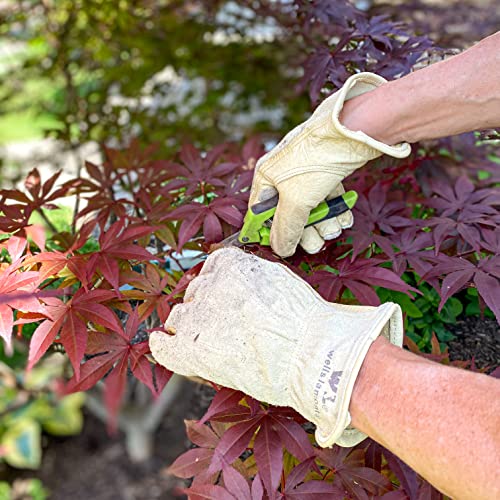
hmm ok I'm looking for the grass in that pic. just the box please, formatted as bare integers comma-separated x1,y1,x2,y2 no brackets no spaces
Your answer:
0,40,62,144
0,110,60,144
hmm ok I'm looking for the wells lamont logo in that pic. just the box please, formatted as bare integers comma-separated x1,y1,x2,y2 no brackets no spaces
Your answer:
312,350,343,419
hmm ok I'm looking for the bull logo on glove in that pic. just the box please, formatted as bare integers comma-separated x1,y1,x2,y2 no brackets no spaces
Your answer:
313,350,343,418
323,369,342,406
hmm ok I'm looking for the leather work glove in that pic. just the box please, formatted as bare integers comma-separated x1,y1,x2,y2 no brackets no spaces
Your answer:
149,248,403,448
250,72,411,257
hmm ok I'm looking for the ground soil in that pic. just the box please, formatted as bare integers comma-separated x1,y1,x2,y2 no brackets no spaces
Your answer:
3,316,498,500
447,316,500,370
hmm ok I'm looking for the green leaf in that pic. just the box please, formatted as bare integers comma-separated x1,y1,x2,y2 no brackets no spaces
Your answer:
28,206,73,234
441,297,463,323
323,265,339,275
406,331,421,345
417,329,432,350
0,482,11,499
464,290,494,318
378,290,422,318
25,478,49,500
1,419,41,469
465,301,479,316
4,399,52,426
42,393,85,436
24,358,65,390
412,318,428,329
435,328,455,343
477,169,491,181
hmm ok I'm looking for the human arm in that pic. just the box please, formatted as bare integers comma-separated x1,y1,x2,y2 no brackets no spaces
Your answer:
350,336,500,500
341,31,500,144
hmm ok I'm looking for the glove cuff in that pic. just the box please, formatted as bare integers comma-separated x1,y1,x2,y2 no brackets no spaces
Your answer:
287,301,403,448
332,72,412,159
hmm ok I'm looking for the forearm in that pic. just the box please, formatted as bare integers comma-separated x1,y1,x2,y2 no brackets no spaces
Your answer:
349,336,500,499
341,31,500,144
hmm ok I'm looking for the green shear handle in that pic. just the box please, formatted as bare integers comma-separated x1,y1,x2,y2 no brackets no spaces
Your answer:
239,190,358,246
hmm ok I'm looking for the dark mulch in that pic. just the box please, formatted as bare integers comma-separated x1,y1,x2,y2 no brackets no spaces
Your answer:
3,317,498,499
447,316,500,371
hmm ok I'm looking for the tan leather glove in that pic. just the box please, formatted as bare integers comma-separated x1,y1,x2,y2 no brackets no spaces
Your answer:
150,248,403,448
250,72,411,257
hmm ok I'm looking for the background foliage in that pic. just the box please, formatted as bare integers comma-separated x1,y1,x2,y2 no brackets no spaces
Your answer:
3,0,499,173
0,0,499,498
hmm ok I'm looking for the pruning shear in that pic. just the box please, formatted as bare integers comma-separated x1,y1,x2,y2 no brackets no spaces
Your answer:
222,190,358,248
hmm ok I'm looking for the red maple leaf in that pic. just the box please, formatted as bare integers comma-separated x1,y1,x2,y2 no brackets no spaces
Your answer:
317,445,392,498
167,197,244,249
306,246,418,306
280,457,345,498
0,169,76,233
163,143,239,196
28,289,122,378
172,389,316,498
24,220,97,283
62,309,171,427
83,221,155,290
424,176,499,252
345,183,413,259
0,257,46,354
376,227,435,278
424,254,500,322
120,263,177,322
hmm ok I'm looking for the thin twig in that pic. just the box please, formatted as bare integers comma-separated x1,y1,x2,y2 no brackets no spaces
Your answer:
37,208,58,234
167,250,186,272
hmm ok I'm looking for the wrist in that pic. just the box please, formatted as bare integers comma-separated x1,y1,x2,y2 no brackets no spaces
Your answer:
349,335,424,434
348,336,391,434
331,72,411,158
340,82,409,145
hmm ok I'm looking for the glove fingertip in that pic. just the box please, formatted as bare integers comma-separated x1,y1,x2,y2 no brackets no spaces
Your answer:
149,329,177,367
300,227,325,254
337,209,354,229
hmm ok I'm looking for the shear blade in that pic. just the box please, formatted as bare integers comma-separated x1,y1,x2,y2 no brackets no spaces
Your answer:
221,232,245,247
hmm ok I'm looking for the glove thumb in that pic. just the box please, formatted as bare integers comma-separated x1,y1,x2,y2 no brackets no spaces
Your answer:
248,168,278,208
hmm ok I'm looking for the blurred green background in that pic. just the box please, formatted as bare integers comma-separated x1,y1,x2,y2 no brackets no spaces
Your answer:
2,0,497,186
0,0,313,188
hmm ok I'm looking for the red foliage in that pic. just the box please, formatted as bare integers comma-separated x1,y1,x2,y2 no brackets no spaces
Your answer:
174,390,443,499
61,309,171,428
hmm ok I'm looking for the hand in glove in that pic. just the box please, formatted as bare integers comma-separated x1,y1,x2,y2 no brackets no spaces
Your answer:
149,248,403,447
250,72,411,257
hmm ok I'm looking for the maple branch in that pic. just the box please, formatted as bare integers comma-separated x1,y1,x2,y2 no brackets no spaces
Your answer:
36,208,58,234
39,277,61,290
125,170,135,195
142,374,184,431
167,251,186,273
454,249,477,259
84,375,184,462
71,146,84,234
